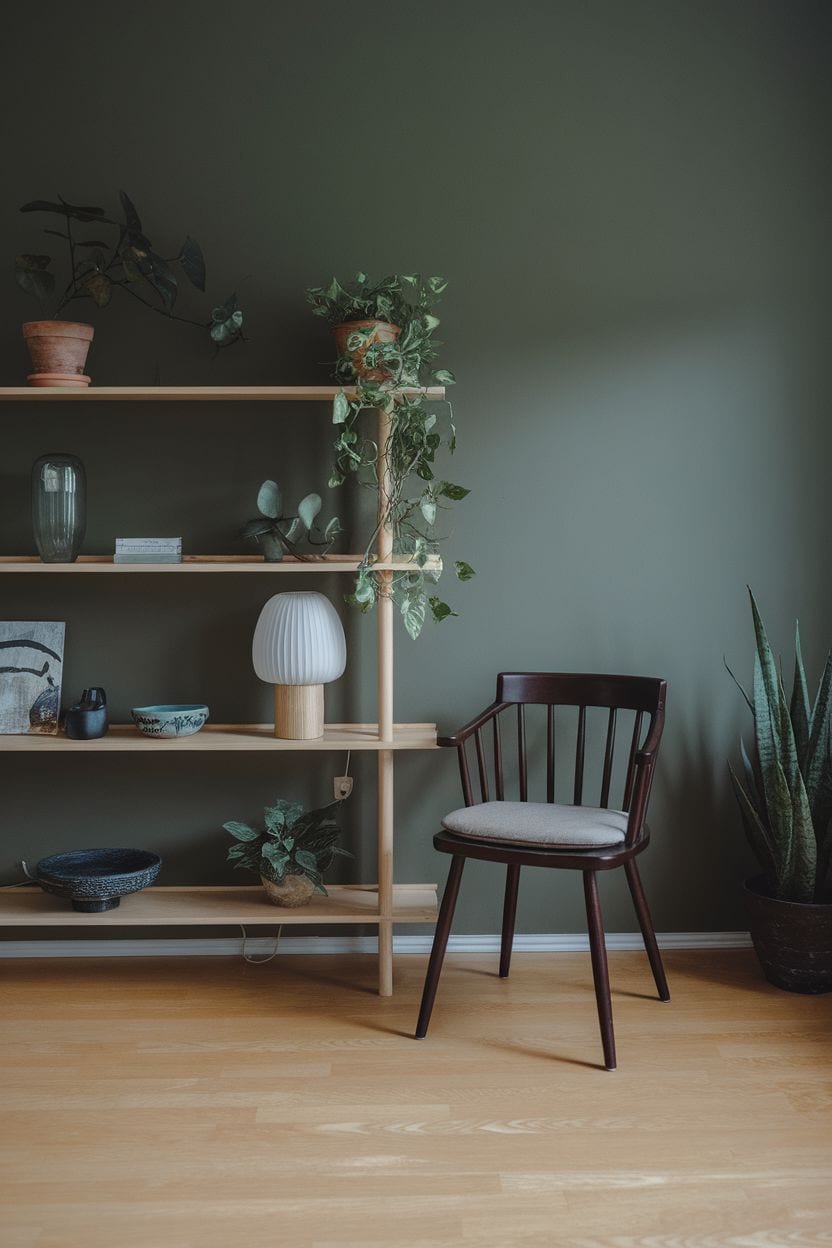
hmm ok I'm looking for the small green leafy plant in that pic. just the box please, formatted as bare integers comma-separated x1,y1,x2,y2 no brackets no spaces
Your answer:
241,480,342,560
15,191,244,349
224,799,351,895
306,272,474,638
727,589,832,904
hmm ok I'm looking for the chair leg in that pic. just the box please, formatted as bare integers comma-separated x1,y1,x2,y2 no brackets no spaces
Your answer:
415,855,465,1039
583,870,616,1071
499,864,521,978
624,859,670,1002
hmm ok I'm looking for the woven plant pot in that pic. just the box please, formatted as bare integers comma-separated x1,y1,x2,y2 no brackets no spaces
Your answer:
745,875,832,994
261,873,315,908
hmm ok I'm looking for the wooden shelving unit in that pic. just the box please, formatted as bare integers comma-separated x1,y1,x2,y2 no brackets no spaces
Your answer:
0,555,442,575
1,723,439,752
0,885,438,927
0,385,444,403
0,384,445,994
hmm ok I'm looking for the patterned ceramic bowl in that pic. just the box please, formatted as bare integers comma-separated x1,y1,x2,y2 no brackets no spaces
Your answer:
35,848,162,912
131,704,209,738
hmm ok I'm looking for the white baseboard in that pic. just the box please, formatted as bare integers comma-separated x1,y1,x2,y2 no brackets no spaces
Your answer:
0,931,751,958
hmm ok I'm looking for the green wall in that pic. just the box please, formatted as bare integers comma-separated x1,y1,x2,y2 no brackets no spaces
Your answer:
1,0,830,937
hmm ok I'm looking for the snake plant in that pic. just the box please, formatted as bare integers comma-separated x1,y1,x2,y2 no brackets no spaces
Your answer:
727,589,832,904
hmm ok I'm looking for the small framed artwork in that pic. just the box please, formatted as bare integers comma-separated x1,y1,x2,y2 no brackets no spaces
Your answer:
0,621,66,735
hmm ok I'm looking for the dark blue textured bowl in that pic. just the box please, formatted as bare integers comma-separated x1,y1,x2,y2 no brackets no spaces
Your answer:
35,848,161,912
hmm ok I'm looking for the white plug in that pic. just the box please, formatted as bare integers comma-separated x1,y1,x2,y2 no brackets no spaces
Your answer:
333,775,353,801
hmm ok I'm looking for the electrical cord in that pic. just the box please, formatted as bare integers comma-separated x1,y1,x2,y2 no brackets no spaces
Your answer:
0,861,38,888
239,924,283,963
237,758,351,965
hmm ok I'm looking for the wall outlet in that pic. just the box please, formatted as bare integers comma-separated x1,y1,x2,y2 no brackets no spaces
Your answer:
333,776,353,800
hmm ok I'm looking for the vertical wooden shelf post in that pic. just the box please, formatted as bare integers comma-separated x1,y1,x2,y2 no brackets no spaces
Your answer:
377,400,395,996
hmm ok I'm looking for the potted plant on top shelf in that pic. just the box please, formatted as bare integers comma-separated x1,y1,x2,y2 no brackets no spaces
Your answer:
14,191,243,386
727,589,832,993
305,272,474,639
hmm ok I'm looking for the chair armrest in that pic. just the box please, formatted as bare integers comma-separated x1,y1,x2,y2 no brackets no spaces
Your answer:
439,702,508,807
634,716,663,765
438,702,506,748
626,730,662,845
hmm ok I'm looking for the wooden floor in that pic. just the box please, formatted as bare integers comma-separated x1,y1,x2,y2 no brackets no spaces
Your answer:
1,950,830,1247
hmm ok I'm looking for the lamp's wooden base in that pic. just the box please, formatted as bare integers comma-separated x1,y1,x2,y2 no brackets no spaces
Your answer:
274,684,324,739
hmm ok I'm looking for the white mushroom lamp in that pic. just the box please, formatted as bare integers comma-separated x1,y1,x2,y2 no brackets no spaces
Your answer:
252,592,347,740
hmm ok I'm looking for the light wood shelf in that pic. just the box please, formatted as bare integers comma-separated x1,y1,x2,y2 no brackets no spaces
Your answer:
0,884,438,927
2,382,443,994
0,723,438,752
0,385,445,402
0,554,441,574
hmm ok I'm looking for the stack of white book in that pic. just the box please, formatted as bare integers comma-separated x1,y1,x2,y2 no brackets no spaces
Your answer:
114,538,183,564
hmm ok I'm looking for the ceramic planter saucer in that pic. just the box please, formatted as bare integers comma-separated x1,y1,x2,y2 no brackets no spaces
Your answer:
27,373,92,387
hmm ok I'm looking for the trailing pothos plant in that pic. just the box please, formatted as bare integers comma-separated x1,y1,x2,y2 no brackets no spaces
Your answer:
726,589,832,905
15,191,243,349
306,272,474,639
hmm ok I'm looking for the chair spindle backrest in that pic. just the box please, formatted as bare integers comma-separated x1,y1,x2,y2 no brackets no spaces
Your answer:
454,674,666,846
517,705,528,802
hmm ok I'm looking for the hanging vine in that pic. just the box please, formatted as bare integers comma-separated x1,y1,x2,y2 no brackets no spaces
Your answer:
306,273,474,638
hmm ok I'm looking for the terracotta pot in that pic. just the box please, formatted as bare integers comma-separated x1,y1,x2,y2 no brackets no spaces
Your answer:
333,319,401,381
744,875,832,994
261,873,315,908
23,321,94,386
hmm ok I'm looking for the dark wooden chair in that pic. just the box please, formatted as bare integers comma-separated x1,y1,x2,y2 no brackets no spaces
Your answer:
415,672,669,1070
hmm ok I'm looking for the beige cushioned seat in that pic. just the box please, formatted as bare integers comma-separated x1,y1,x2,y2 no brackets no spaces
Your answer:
441,801,628,849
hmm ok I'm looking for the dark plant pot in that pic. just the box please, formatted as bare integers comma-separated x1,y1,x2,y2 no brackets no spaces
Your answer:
64,706,108,740
744,875,832,994
257,532,285,562
333,319,401,381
